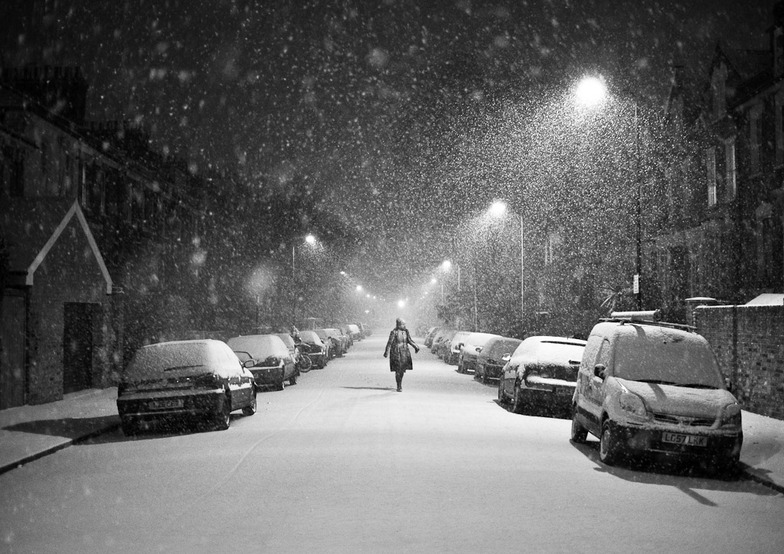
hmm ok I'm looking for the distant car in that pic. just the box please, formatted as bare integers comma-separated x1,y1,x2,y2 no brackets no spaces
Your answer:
346,324,362,341
299,330,329,368
443,330,471,365
227,334,298,391
429,328,453,354
423,327,439,348
339,325,354,348
498,336,586,417
571,312,743,473
457,332,502,374
116,339,257,434
324,327,349,357
474,336,522,383
313,328,336,359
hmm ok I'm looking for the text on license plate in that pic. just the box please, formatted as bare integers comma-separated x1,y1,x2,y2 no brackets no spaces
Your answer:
148,398,184,410
662,432,707,447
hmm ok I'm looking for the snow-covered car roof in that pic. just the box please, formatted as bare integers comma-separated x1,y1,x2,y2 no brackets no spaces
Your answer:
509,336,587,368
482,337,522,359
227,334,289,360
123,339,241,381
462,332,502,348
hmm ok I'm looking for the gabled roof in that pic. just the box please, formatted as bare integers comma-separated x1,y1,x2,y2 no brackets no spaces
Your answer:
0,199,112,293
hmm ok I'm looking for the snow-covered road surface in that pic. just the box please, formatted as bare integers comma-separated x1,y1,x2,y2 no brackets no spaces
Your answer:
1,336,783,553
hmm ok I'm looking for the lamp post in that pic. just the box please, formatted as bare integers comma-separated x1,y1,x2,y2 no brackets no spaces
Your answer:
575,76,643,309
489,201,524,326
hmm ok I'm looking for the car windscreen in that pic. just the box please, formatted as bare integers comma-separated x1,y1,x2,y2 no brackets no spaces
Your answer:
487,339,521,359
124,342,211,381
613,331,723,387
275,334,295,349
300,330,323,345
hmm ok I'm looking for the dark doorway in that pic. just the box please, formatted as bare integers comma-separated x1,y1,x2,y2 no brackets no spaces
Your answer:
1,293,26,409
63,303,95,393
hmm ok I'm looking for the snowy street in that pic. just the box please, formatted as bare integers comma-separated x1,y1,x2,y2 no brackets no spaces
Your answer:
1,335,783,553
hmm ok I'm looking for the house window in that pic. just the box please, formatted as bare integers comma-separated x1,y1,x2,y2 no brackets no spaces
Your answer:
725,139,736,200
705,147,717,206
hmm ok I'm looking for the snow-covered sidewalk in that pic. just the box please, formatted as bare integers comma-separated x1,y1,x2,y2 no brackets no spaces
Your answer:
0,386,782,492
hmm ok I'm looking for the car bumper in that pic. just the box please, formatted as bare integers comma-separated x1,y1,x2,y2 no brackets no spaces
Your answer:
250,366,285,386
519,386,575,415
482,364,504,379
117,388,226,422
609,420,743,461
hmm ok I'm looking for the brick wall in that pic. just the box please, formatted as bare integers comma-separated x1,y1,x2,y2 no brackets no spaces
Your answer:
695,305,784,420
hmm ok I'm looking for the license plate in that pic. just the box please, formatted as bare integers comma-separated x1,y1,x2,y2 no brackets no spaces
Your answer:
148,398,184,410
662,432,707,447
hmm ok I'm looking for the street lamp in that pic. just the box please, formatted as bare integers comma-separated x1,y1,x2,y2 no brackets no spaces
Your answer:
489,201,525,326
574,76,643,309
292,233,317,274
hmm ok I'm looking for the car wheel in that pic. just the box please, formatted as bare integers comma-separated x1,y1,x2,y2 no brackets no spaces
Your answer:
289,372,297,386
276,378,285,391
570,409,588,443
512,381,524,414
599,420,620,465
497,381,505,403
215,395,231,430
120,417,138,436
242,389,257,416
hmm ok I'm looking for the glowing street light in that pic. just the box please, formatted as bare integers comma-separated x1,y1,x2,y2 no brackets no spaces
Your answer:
574,76,607,108
292,233,318,274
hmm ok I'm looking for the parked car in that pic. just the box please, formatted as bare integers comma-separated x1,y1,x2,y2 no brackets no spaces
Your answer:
346,324,362,341
474,336,522,383
323,327,349,357
313,328,337,359
498,336,586,417
443,330,472,365
340,325,354,349
429,328,453,354
275,332,298,358
570,311,743,473
423,326,439,348
228,334,298,391
116,339,257,434
299,330,329,368
457,332,503,373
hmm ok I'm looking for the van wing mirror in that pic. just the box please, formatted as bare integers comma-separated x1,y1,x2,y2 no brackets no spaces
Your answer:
593,364,607,379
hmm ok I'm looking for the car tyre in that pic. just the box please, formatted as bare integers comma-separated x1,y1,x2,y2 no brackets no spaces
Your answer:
599,420,620,465
276,378,285,391
215,396,231,430
570,409,588,443
512,381,524,414
242,389,257,416
497,382,505,404
289,372,297,386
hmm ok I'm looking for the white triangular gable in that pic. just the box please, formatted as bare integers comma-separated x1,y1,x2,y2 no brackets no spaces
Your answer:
26,201,113,294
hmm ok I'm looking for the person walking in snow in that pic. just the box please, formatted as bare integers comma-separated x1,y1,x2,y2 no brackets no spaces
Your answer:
383,318,419,392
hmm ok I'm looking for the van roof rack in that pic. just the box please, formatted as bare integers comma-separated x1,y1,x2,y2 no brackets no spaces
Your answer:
600,310,696,332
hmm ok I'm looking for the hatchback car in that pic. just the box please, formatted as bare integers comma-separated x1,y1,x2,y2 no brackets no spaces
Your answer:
498,336,586,417
227,334,298,390
457,332,502,373
474,336,522,383
444,331,472,365
570,312,743,473
299,330,329,368
116,339,257,434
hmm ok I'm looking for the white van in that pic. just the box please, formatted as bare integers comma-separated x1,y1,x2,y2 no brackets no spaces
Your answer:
571,312,743,473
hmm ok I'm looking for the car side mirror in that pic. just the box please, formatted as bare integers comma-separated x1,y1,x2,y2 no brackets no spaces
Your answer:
475,346,482,352
724,377,734,392
502,353,511,362
244,359,255,369
593,364,606,379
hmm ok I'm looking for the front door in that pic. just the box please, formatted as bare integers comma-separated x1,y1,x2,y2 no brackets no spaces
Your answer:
63,303,95,393
1,293,26,409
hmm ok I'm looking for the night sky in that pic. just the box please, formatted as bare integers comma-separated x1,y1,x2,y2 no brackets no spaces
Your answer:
1,0,773,298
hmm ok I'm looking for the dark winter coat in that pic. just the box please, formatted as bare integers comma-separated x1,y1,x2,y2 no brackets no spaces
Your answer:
384,328,419,372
